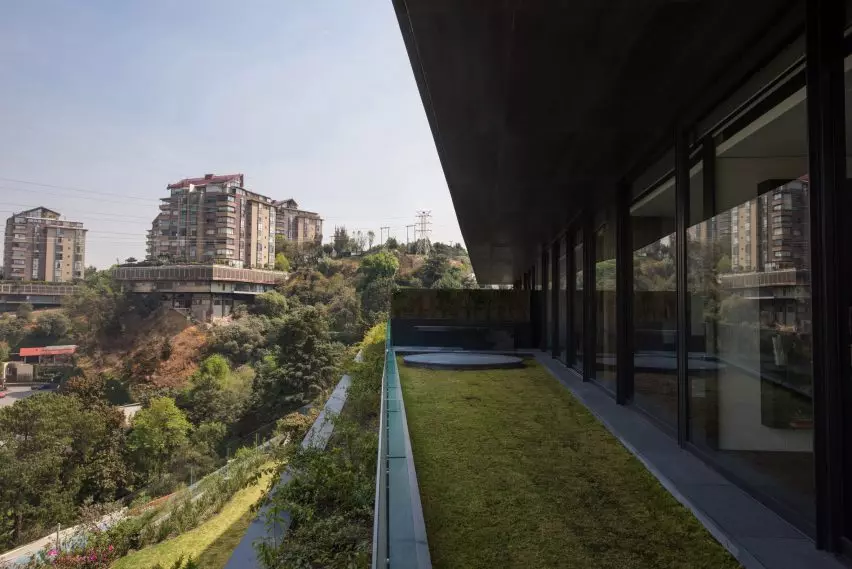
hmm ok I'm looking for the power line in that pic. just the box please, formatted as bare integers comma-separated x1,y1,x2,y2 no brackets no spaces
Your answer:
0,177,159,203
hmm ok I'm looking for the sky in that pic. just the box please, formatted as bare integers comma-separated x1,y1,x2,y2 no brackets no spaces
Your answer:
0,1,462,269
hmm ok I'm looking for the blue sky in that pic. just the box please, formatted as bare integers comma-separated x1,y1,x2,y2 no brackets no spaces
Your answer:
0,1,461,268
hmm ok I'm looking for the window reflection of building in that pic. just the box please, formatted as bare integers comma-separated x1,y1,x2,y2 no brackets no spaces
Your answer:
572,232,583,372
631,175,677,427
559,235,568,364
687,80,814,521
594,208,617,392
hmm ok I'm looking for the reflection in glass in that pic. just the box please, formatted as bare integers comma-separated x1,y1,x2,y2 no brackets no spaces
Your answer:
545,248,552,351
594,209,617,391
687,85,814,521
559,235,568,363
631,177,677,426
572,231,584,371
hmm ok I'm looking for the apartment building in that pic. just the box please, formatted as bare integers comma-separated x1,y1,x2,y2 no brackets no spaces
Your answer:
3,207,86,282
146,174,276,269
273,199,323,244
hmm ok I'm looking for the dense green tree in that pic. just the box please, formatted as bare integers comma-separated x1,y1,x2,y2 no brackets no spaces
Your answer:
274,252,291,272
34,311,72,341
282,269,351,307
208,316,270,365
63,269,122,343
360,276,396,326
358,251,399,283
326,286,363,343
197,354,230,385
127,397,191,477
0,315,26,348
417,253,452,288
251,306,340,422
333,226,350,253
0,341,9,362
191,421,227,456
178,369,248,427
385,236,399,250
251,290,289,318
0,394,128,548
431,272,464,289
15,302,33,322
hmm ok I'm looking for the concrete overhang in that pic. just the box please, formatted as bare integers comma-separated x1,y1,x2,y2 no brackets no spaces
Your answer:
391,0,803,283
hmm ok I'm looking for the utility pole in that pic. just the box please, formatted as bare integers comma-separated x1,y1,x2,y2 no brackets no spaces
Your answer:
406,224,416,247
380,226,390,246
415,210,432,255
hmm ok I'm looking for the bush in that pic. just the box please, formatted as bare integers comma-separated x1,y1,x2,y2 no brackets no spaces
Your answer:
80,448,268,563
208,316,269,365
275,408,320,442
16,302,33,322
251,291,289,318
257,324,385,568
34,312,72,341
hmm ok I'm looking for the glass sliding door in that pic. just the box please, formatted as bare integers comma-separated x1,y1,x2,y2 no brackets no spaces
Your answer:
687,76,814,522
631,176,677,427
547,244,559,355
559,234,568,363
572,230,584,372
594,208,618,391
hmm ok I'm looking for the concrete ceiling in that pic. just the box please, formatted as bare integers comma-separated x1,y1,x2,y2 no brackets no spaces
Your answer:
392,0,803,283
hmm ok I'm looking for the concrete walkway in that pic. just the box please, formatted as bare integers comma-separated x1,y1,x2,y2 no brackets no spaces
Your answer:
534,353,845,569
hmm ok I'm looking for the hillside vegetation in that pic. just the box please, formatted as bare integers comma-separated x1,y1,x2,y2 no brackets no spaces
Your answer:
0,237,473,562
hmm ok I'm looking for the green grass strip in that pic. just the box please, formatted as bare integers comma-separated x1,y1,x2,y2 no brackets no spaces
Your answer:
112,469,273,569
398,358,741,569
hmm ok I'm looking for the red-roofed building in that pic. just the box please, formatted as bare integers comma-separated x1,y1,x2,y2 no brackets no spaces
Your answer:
18,345,77,365
146,173,276,269
167,173,244,190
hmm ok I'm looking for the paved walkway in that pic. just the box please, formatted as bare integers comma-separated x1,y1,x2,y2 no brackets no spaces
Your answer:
534,353,845,569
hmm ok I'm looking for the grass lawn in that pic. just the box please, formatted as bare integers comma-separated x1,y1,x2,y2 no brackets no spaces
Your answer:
398,358,741,569
112,469,274,569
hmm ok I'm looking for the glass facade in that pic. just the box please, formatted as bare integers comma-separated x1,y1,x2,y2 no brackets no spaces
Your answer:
525,35,838,539
594,208,617,391
631,176,677,426
572,230,584,372
687,81,814,521
559,235,568,363
546,248,553,351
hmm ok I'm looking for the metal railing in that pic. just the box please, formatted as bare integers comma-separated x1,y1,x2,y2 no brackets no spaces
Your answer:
371,324,391,569
371,321,432,569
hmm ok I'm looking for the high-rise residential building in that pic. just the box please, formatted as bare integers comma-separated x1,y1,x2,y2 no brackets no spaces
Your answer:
273,199,323,245
3,207,86,282
146,174,276,269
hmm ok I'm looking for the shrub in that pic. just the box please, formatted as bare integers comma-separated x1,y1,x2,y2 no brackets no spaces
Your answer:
208,316,269,365
257,323,384,568
34,312,72,341
251,291,289,318
16,302,33,322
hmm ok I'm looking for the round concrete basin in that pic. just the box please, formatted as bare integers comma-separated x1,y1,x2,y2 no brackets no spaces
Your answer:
402,352,524,370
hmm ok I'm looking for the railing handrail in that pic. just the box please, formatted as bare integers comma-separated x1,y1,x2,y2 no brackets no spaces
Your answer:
371,322,391,569
371,320,432,569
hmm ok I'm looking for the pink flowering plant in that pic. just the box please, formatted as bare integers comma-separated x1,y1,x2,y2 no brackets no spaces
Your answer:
25,545,116,569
